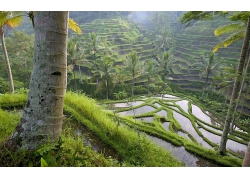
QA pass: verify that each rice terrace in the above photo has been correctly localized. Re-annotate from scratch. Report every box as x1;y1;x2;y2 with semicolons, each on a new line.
0;11;250;167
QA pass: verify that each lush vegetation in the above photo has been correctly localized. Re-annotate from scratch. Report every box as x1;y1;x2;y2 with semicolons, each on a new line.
1;11;250;167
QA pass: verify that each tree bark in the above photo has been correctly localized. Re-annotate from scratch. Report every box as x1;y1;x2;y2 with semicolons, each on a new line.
8;11;68;150
219;15;250;155
201;71;210;98
230;48;250;134
0;28;15;94
243;141;250;166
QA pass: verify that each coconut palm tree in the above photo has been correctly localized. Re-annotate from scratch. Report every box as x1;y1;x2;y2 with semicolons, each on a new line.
94;56;115;99
243;141;250;166
143;59;160;94
0;11;23;94
229;49;250;134
8;11;69;150
154;28;173;53
219;14;250;155
213;64;237;109
67;35;85;91
124;51;143;96
192;53;222;98
212;23;246;53
155;51;176;84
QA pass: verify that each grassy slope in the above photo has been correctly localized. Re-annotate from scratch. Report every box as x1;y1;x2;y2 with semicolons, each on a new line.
0;92;183;167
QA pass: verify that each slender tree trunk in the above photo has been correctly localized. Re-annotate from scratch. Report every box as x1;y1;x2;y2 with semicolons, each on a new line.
230;48;250;134
243;141;250;166
78;64;82;81
8;11;69;150
219;15;250;155
0;28;14;94
106;78;109;100
147;77;150;94
201;71;210;98
73;65;77;91
132;70;135;96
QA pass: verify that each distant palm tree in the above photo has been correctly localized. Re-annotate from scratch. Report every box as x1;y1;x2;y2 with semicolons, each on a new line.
94;56;115;99
155;51;176;84
125;51;143;96
67;35;85;91
193;53;221;98
154;28;172;53
213;64;237;109
0;11;23;93
143;59;159;94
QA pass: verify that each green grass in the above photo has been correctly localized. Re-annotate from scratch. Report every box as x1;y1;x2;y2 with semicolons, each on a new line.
64;91;183;166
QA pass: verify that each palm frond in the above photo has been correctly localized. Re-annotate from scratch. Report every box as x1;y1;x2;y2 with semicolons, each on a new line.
214;23;245;36
212;30;245;52
1;14;23;28
68;18;82;35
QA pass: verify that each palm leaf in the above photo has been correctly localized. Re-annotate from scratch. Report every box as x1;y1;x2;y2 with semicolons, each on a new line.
212;30;245;52
68;18;82;35
214;23;245;36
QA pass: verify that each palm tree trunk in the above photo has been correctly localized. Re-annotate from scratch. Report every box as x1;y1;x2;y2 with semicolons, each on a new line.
202;71;210;98
78;64;82;81
132;70;135;96
147;77;150;94
73;66;77;91
0;28;14;94
230;48;250;133
219;15;250;155
243;141;250;166
8;11;68;150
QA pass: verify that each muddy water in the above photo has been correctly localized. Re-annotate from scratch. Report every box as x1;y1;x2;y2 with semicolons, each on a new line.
175;100;189;113
147;135;220;167
173;111;213;149
118;106;156;116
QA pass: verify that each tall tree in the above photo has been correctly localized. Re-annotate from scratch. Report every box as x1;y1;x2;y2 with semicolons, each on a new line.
8;11;69;150
219;14;250;155
67;35;84;91
143;59;159;94
155;51;176;84
193;53;221;98
94;56;115;99
125;51;142;96
0;11;23;93
243;139;250;166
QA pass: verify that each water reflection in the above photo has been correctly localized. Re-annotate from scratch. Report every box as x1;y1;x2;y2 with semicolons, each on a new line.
154;103;161;108
199;128;247;156
162;122;170;131
191;104;219;126
118;106;156;116
175;100;189;113
156;110;168;117
178;131;191;141
147;135;220;167
173;111;212;149
135;116;154;123
112;101;144;108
